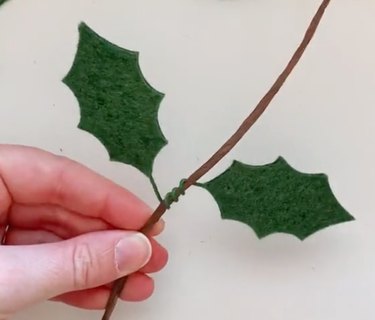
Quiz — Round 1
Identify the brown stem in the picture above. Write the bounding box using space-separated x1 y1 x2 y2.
101 277 128 320
101 0 332 319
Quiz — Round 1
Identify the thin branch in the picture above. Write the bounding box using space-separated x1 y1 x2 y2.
102 0 332 319
101 277 128 320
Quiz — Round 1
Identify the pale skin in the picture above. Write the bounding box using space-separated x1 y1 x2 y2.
0 144 168 319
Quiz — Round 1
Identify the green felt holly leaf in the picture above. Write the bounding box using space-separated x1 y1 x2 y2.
63 22 167 178
200 157 354 240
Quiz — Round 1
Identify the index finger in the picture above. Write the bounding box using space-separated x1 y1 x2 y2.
0 145 152 230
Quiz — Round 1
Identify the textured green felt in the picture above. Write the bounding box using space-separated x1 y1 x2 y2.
63 23 167 178
0 0 8 6
200 157 354 240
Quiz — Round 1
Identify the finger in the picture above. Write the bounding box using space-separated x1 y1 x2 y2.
51 287 111 310
140 237 168 274
5 228 62 245
0 226 8 245
0 230 152 313
6 228 167 274
9 204 165 239
52 273 154 309
9 204 111 239
147 219 165 237
0 227 5 244
0 145 152 229
119 272 154 301
0 175 11 243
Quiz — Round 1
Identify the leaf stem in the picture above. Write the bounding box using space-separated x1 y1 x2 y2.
150 174 163 203
102 0 332 319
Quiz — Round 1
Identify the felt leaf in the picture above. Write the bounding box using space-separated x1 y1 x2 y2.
63 23 167 178
200 157 354 240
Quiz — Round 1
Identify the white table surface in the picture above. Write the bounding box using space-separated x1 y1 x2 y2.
1 0 374 319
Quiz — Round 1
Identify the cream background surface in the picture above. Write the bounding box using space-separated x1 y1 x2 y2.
0 0 374 319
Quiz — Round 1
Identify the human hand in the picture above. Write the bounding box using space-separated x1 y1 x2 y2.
0 145 168 318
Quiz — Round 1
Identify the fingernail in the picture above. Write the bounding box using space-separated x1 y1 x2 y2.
115 233 152 275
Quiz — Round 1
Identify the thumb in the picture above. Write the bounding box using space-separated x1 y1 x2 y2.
0 231 151 315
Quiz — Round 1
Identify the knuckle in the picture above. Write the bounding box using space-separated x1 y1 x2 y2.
51 158 72 204
71 242 97 290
